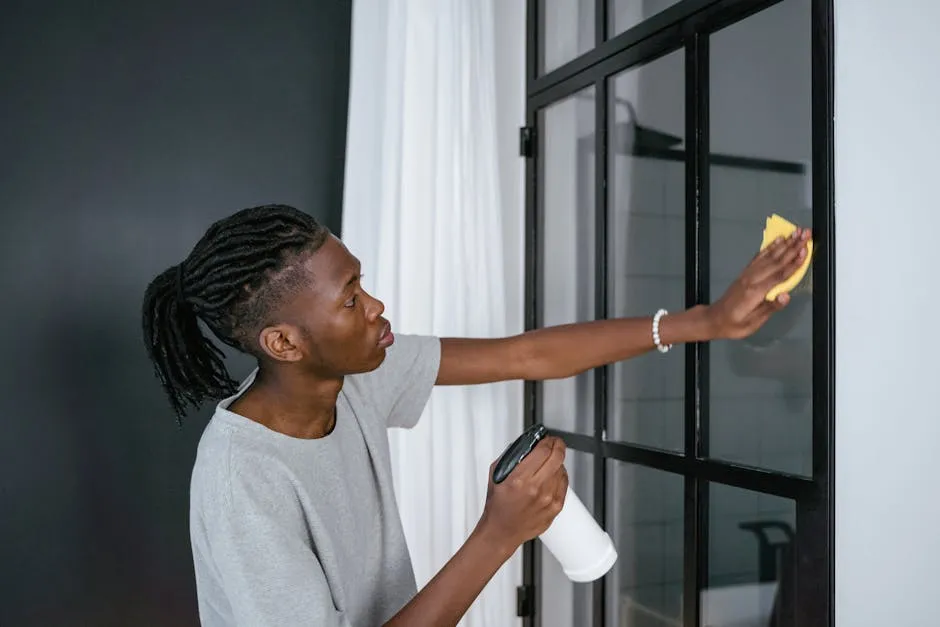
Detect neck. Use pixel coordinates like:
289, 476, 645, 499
234, 366, 343, 439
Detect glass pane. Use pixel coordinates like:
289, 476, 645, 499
708, 0, 813, 476
608, 0, 684, 39
605, 461, 684, 627
539, 87, 596, 435
704, 484, 796, 627
607, 50, 685, 451
540, 449, 595, 627
540, 0, 595, 74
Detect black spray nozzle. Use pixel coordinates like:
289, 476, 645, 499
492, 423, 548, 484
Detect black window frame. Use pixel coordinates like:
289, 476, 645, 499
521, 1, 835, 625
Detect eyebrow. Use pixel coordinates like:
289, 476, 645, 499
341, 267, 362, 293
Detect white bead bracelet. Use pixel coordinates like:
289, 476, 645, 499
653, 308, 672, 354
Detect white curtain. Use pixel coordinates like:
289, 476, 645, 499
340, 1, 521, 626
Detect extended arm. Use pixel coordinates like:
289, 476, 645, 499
436, 307, 712, 384
436, 228, 811, 386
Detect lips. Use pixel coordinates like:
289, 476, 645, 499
377, 321, 395, 348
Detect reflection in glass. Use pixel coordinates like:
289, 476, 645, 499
541, 0, 595, 74
704, 484, 796, 627
606, 50, 685, 451
539, 87, 596, 435
540, 449, 595, 627
605, 461, 683, 627
707, 0, 813, 476
608, 0, 683, 39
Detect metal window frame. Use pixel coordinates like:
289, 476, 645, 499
521, 0, 834, 625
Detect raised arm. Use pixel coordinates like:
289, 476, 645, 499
436, 228, 810, 385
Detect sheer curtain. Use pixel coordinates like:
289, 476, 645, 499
340, 1, 521, 625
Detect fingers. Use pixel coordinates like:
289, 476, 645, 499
554, 465, 569, 507
511, 436, 553, 479
532, 436, 566, 482
757, 227, 811, 258
488, 457, 506, 477
751, 230, 810, 284
757, 291, 791, 312
759, 246, 810, 295
755, 229, 808, 265
743, 293, 790, 332
754, 231, 787, 260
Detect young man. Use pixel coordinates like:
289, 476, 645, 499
141, 204, 810, 627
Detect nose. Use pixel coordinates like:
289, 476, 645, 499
364, 290, 385, 320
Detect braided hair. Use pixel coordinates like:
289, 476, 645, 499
141, 204, 330, 423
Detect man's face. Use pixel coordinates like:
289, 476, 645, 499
270, 236, 394, 376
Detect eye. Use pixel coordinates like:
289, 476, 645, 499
344, 294, 357, 309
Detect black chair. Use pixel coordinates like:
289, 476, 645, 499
738, 520, 796, 627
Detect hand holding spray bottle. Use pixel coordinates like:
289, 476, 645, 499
493, 424, 617, 582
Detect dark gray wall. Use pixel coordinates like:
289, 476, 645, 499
0, 1, 350, 624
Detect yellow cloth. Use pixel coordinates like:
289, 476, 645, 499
760, 214, 813, 301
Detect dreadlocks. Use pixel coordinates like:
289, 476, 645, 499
141, 204, 330, 423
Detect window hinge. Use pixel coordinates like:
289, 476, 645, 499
519, 126, 536, 158
516, 584, 535, 617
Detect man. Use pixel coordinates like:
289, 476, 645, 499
141, 204, 810, 627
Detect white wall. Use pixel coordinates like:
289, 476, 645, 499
834, 2, 940, 626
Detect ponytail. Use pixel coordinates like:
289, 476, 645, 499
141, 264, 238, 423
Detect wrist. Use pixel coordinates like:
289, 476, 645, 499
472, 517, 518, 563
658, 305, 719, 346
695, 304, 723, 341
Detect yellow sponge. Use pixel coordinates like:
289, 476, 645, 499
760, 213, 813, 302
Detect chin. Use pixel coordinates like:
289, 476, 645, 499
349, 348, 387, 375
368, 347, 389, 371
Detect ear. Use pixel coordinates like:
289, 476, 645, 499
257, 324, 305, 363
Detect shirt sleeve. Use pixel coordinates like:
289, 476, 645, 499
211, 462, 353, 627
358, 334, 441, 429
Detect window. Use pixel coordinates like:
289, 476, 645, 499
524, 1, 834, 625
540, 0, 594, 74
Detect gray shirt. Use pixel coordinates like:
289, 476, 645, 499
189, 335, 441, 627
